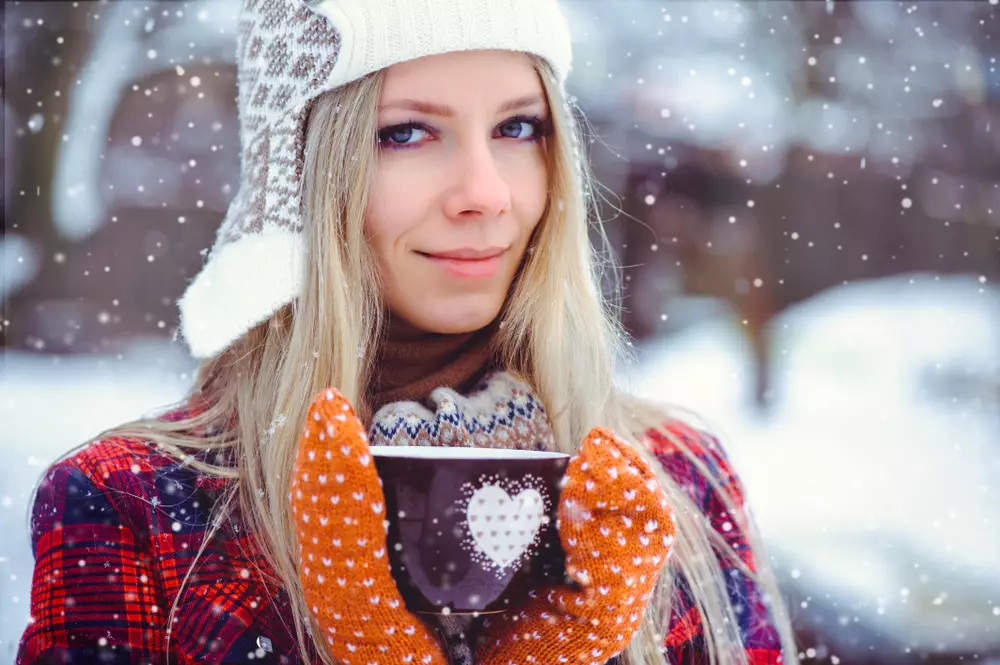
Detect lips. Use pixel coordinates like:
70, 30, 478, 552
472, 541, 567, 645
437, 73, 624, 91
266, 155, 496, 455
418, 250, 506, 279
420, 248, 507, 260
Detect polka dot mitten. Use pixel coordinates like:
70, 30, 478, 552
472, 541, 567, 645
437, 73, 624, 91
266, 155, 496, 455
290, 388, 448, 665
475, 427, 677, 665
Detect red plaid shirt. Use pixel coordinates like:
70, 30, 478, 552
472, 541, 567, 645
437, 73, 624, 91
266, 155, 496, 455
16, 408, 784, 665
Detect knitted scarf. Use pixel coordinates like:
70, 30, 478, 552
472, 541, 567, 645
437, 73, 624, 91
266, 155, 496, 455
366, 317, 556, 454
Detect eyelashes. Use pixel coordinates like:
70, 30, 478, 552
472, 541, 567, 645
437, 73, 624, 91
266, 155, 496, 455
376, 114, 553, 151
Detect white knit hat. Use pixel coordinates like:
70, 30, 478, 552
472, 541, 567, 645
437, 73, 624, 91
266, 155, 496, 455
176, 0, 574, 360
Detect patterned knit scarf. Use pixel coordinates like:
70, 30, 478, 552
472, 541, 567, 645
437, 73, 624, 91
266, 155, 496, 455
369, 369, 556, 453
367, 317, 556, 454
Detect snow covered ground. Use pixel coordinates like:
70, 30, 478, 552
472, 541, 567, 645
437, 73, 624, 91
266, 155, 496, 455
1, 273, 998, 662
622, 273, 1000, 659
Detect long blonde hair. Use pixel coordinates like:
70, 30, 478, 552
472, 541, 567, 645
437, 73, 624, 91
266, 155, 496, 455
64, 56, 799, 665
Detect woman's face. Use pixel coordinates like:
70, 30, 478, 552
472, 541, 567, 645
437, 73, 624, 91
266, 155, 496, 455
366, 50, 550, 336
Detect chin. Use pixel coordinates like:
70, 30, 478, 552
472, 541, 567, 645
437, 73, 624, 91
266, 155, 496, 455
405, 298, 504, 335
430, 319, 494, 335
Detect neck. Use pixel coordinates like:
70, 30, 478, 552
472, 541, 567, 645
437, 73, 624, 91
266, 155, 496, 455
368, 315, 500, 413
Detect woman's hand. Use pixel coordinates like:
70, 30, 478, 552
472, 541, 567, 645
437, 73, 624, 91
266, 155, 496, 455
474, 427, 677, 665
291, 388, 448, 665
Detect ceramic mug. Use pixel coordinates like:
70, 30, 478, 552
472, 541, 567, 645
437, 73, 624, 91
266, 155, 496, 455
371, 446, 570, 615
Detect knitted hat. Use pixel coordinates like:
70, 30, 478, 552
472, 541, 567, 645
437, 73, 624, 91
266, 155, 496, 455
177, 0, 574, 360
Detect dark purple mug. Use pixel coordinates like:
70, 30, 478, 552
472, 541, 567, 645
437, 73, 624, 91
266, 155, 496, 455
371, 446, 570, 616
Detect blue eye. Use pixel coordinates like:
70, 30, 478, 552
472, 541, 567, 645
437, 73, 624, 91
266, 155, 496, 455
377, 124, 430, 147
501, 115, 552, 142
376, 115, 552, 151
499, 116, 550, 140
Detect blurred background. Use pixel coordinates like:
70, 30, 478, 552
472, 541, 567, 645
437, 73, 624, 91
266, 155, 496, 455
2, 0, 999, 663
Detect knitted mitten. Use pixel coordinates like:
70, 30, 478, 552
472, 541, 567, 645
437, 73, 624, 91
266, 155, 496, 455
475, 427, 677, 665
291, 388, 448, 665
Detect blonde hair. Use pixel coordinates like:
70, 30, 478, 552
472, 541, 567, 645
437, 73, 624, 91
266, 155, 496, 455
57, 56, 799, 665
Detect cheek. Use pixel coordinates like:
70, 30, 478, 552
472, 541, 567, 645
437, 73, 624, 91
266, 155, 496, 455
365, 168, 428, 256
506, 150, 549, 233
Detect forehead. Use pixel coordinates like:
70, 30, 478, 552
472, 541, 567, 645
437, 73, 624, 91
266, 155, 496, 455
379, 50, 546, 110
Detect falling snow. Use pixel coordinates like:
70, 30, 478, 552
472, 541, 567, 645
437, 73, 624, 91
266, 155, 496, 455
2, 0, 999, 659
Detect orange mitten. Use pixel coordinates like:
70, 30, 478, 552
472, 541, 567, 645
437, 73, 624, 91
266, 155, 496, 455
291, 388, 448, 665
475, 427, 676, 665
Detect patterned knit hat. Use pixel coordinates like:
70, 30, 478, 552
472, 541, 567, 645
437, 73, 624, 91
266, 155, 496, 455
176, 0, 574, 360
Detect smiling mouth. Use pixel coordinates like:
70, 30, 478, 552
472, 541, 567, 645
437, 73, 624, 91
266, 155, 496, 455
416, 250, 506, 279
417, 248, 507, 261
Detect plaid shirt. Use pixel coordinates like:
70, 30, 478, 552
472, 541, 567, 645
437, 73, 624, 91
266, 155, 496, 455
16, 409, 784, 665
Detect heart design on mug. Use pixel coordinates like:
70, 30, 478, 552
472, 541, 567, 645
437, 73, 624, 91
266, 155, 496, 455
467, 484, 544, 568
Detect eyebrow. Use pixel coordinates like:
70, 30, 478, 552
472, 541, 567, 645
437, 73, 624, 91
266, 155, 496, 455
378, 94, 546, 117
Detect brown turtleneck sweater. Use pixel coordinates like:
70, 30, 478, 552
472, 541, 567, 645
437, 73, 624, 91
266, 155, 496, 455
368, 315, 501, 414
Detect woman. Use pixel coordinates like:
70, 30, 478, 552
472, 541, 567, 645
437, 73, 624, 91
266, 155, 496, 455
17, 0, 799, 664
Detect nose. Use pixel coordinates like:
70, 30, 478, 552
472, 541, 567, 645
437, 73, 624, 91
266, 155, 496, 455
442, 140, 512, 220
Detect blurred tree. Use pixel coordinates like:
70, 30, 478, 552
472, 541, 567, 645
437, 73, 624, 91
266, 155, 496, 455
3, 4, 93, 351
3, 1, 239, 354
